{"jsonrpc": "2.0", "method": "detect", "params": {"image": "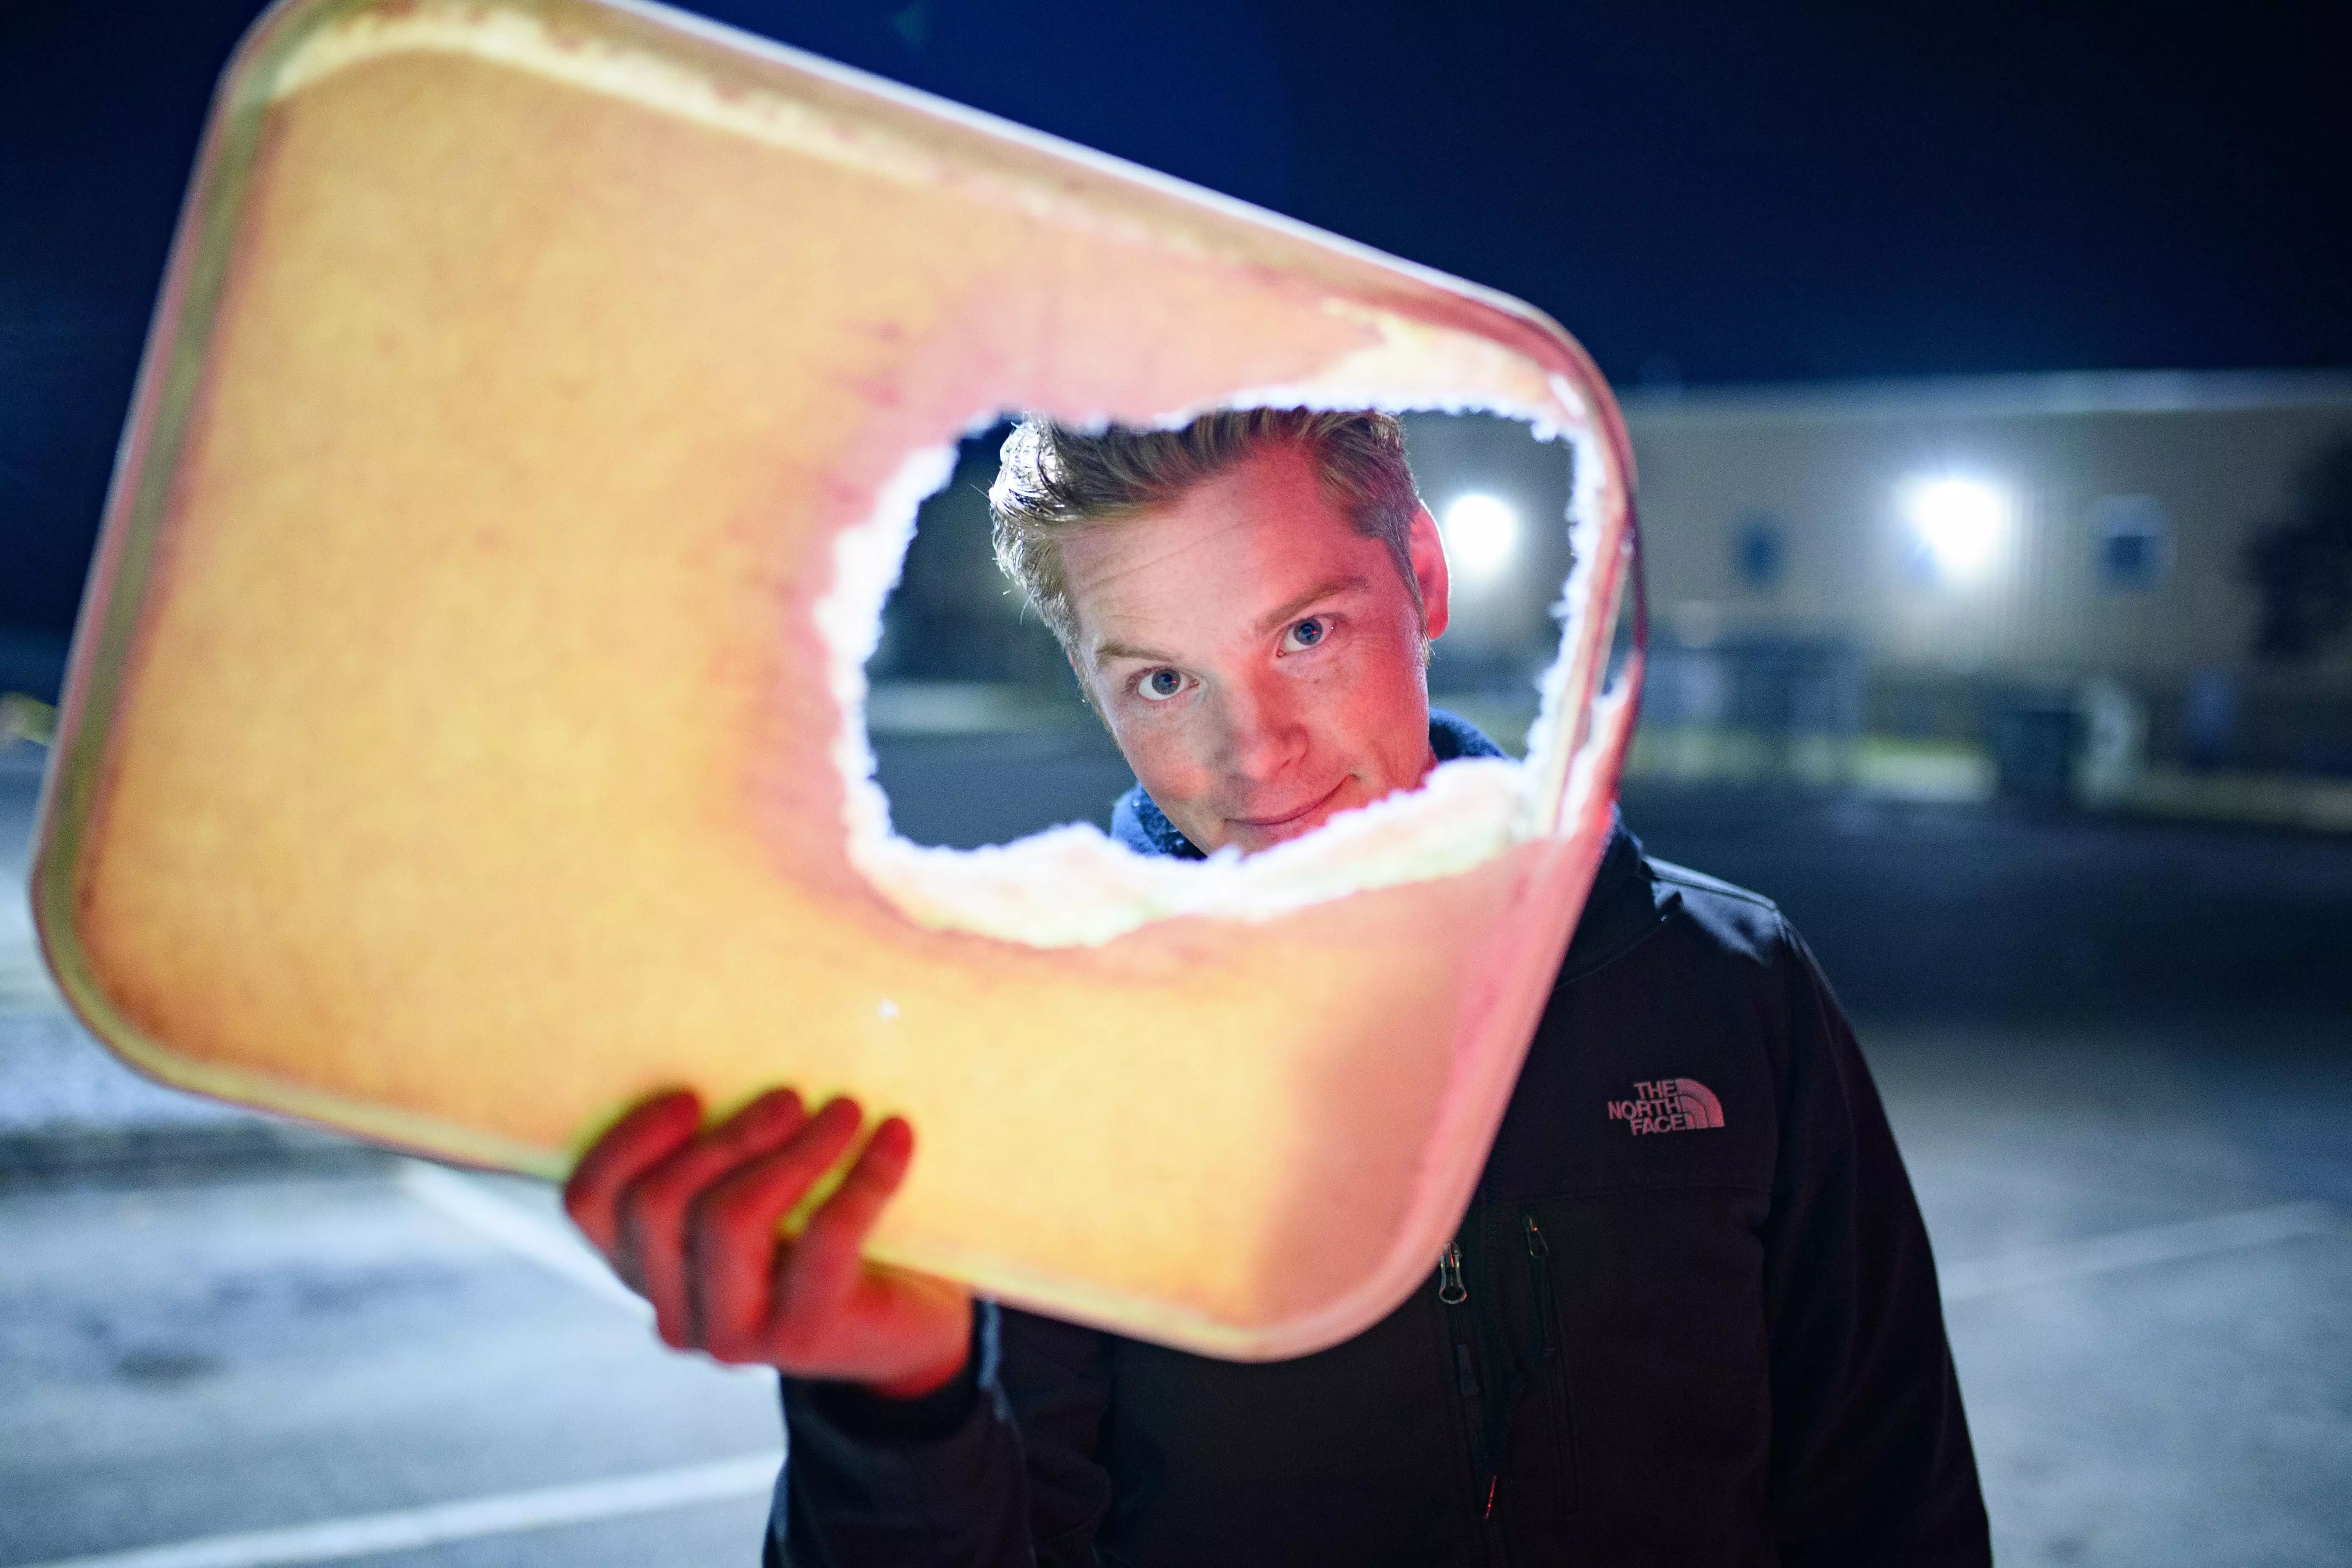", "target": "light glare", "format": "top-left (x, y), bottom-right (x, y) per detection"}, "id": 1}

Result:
top-left (1902, 475), bottom-right (2010, 583)
top-left (1441, 494), bottom-right (1519, 581)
